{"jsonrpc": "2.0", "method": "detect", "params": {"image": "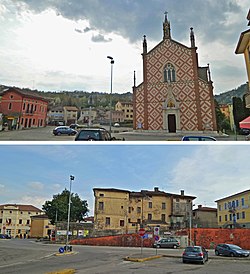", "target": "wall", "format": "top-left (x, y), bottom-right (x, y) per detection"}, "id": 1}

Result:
top-left (191, 228), bottom-right (250, 249)
top-left (71, 228), bottom-right (250, 250)
top-left (71, 233), bottom-right (153, 247)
